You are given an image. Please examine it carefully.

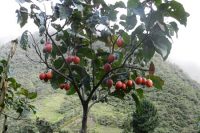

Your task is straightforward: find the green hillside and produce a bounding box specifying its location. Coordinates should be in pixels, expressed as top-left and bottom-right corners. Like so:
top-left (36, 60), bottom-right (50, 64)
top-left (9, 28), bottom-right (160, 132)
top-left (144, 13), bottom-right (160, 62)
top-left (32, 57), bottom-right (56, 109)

top-left (0, 44), bottom-right (200, 133)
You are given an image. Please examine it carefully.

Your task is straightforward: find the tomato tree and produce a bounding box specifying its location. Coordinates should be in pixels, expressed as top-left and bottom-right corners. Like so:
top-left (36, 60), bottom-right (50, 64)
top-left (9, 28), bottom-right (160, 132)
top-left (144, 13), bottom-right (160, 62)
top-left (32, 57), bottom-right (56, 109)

top-left (15, 0), bottom-right (188, 132)
top-left (0, 40), bottom-right (37, 132)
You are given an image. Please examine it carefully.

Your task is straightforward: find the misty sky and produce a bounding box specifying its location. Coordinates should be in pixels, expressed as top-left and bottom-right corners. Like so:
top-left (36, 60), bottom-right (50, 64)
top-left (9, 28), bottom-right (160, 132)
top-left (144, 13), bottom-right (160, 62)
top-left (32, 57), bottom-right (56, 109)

top-left (0, 0), bottom-right (200, 82)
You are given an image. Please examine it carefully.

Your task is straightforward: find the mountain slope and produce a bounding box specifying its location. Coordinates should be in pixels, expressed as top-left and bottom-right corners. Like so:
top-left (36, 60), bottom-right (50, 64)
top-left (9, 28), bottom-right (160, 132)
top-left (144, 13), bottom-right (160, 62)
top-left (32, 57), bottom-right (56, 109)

top-left (0, 44), bottom-right (200, 133)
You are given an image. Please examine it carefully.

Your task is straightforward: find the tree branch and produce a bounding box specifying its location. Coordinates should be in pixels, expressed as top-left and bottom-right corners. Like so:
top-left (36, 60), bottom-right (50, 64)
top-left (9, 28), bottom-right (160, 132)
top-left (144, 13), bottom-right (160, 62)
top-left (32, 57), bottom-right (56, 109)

top-left (45, 30), bottom-right (84, 104)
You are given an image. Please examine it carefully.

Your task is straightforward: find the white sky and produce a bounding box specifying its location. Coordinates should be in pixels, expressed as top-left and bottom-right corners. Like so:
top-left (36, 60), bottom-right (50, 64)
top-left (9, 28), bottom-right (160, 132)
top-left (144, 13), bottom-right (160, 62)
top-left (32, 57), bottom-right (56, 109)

top-left (0, 0), bottom-right (200, 81)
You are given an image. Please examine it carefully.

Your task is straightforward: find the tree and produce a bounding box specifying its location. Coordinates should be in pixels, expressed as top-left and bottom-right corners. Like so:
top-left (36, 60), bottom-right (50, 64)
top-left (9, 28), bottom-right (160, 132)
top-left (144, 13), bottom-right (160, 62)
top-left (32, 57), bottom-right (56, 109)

top-left (132, 99), bottom-right (158, 133)
top-left (15, 0), bottom-right (188, 132)
top-left (0, 40), bottom-right (37, 132)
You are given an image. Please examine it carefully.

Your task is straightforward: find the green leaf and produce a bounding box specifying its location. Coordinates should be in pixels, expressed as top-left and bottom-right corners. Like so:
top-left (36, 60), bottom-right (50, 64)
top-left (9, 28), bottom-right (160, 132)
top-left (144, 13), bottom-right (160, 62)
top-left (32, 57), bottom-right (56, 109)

top-left (112, 52), bottom-right (123, 67)
top-left (151, 34), bottom-right (171, 60)
top-left (53, 57), bottom-right (65, 69)
top-left (108, 9), bottom-right (118, 21)
top-left (67, 85), bottom-right (76, 95)
top-left (120, 14), bottom-right (127, 20)
top-left (114, 1), bottom-right (126, 8)
top-left (77, 47), bottom-right (95, 59)
top-left (142, 38), bottom-right (155, 62)
top-left (136, 88), bottom-right (144, 99)
top-left (170, 21), bottom-right (179, 37)
top-left (132, 93), bottom-right (140, 109)
top-left (126, 15), bottom-right (137, 30)
top-left (27, 92), bottom-right (37, 99)
top-left (16, 107), bottom-right (23, 114)
top-left (50, 72), bottom-right (65, 89)
top-left (146, 75), bottom-right (164, 90)
top-left (110, 90), bottom-right (125, 100)
top-left (127, 0), bottom-right (140, 8)
top-left (159, 1), bottom-right (189, 26)
top-left (154, 0), bottom-right (162, 6)
top-left (16, 6), bottom-right (28, 27)
top-left (51, 23), bottom-right (62, 31)
top-left (20, 30), bottom-right (29, 50)
top-left (19, 88), bottom-right (29, 96)
top-left (58, 4), bottom-right (73, 20)
top-left (8, 78), bottom-right (21, 90)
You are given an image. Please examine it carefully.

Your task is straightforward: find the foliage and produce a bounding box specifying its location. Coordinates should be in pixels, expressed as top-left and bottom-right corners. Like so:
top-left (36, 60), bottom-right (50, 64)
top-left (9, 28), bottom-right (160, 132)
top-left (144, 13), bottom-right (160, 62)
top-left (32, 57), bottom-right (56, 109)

top-left (0, 44), bottom-right (200, 132)
top-left (15, 0), bottom-right (188, 132)
top-left (132, 99), bottom-right (158, 133)
top-left (0, 42), bottom-right (37, 132)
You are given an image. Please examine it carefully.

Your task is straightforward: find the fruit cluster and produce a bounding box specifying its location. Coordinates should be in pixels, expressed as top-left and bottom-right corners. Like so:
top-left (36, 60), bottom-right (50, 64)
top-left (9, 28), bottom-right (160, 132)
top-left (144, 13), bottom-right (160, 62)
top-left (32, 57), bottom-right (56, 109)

top-left (106, 79), bottom-right (133, 90)
top-left (103, 37), bottom-right (124, 73)
top-left (135, 76), bottom-right (153, 88)
top-left (39, 71), bottom-right (53, 82)
top-left (59, 83), bottom-right (71, 91)
top-left (65, 56), bottom-right (80, 64)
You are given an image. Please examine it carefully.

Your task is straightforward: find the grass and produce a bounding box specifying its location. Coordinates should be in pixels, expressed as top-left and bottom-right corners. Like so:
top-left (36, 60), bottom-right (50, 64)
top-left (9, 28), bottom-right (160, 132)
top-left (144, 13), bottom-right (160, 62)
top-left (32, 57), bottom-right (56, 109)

top-left (30, 92), bottom-right (67, 123)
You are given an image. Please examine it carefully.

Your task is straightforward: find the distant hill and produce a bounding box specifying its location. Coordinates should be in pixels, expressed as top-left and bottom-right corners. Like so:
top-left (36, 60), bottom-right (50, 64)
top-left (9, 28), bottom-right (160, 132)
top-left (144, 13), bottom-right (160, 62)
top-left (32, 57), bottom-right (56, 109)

top-left (0, 43), bottom-right (200, 133)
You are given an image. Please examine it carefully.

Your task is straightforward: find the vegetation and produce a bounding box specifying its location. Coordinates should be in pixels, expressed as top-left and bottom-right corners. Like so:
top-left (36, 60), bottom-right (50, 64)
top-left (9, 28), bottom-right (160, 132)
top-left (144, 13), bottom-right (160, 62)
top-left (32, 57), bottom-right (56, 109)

top-left (13, 0), bottom-right (189, 132)
top-left (0, 41), bottom-right (37, 132)
top-left (0, 44), bottom-right (200, 132)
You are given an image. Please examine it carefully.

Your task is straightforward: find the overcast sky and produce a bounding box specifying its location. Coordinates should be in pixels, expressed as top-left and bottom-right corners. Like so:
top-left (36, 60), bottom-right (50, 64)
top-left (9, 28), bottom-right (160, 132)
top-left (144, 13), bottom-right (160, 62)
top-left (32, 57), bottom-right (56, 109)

top-left (0, 0), bottom-right (200, 82)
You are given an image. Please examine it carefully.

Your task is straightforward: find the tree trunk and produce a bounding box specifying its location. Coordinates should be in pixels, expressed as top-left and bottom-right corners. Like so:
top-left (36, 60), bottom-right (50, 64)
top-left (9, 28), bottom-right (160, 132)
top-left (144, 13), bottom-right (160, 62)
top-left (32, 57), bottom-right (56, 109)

top-left (80, 103), bottom-right (88, 133)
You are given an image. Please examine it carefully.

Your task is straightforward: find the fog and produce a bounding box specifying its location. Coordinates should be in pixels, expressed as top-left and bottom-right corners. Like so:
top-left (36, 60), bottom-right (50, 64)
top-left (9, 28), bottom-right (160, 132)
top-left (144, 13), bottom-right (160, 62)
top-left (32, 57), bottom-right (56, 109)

top-left (0, 0), bottom-right (199, 83)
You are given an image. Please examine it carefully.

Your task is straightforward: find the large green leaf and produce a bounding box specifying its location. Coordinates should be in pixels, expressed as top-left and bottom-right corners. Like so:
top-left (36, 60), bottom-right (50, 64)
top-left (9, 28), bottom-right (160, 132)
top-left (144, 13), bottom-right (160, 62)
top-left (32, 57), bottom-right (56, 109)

top-left (58, 4), bottom-right (73, 20)
top-left (16, 6), bottom-right (28, 27)
top-left (20, 30), bottom-right (29, 50)
top-left (159, 1), bottom-right (189, 26)
top-left (146, 75), bottom-right (164, 90)
top-left (126, 15), bottom-right (137, 30)
top-left (151, 33), bottom-right (171, 60)
top-left (77, 47), bottom-right (95, 59)
top-left (50, 70), bottom-right (66, 89)
top-left (127, 0), bottom-right (139, 8)
top-left (114, 1), bottom-right (126, 9)
top-left (142, 38), bottom-right (155, 62)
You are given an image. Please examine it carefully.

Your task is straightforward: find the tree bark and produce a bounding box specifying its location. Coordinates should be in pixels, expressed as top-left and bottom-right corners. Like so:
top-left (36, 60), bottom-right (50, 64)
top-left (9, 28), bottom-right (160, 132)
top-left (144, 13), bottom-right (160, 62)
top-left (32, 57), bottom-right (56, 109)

top-left (2, 114), bottom-right (7, 133)
top-left (80, 103), bottom-right (88, 133)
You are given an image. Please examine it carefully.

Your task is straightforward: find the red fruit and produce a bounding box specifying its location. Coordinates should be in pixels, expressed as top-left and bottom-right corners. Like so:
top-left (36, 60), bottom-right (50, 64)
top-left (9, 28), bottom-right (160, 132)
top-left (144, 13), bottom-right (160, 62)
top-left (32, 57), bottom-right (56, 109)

top-left (122, 83), bottom-right (126, 90)
top-left (59, 83), bottom-right (65, 89)
top-left (115, 81), bottom-right (123, 90)
top-left (116, 37), bottom-right (124, 47)
top-left (107, 54), bottom-right (115, 63)
top-left (146, 79), bottom-right (153, 88)
top-left (103, 63), bottom-right (112, 72)
top-left (43, 43), bottom-right (52, 53)
top-left (73, 56), bottom-right (80, 64)
top-left (141, 77), bottom-right (147, 85)
top-left (106, 79), bottom-right (113, 88)
top-left (46, 71), bottom-right (53, 79)
top-left (65, 56), bottom-right (73, 64)
top-left (126, 80), bottom-right (133, 87)
top-left (135, 76), bottom-right (143, 85)
top-left (39, 73), bottom-right (46, 80)
top-left (64, 83), bottom-right (70, 90)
